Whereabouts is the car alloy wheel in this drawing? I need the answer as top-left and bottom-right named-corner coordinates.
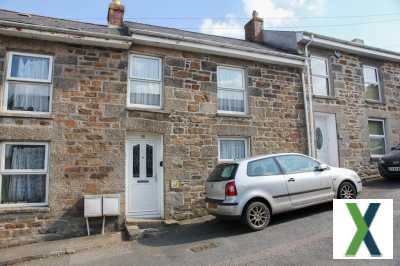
top-left (338, 182), bottom-right (356, 199)
top-left (244, 201), bottom-right (271, 231)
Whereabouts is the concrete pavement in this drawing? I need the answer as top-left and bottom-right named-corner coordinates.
top-left (10, 178), bottom-right (400, 266)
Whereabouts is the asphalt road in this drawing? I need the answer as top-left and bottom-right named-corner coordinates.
top-left (18, 179), bottom-right (400, 266)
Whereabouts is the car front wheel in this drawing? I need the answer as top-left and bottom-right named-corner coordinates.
top-left (243, 201), bottom-right (271, 231)
top-left (338, 181), bottom-right (357, 199)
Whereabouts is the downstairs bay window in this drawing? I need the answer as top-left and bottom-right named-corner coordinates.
top-left (0, 143), bottom-right (49, 206)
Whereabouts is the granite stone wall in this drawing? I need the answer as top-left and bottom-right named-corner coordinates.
top-left (310, 48), bottom-right (400, 178)
top-left (0, 36), bottom-right (306, 246)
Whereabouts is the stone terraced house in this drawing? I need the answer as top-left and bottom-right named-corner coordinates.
top-left (0, 0), bottom-right (399, 246)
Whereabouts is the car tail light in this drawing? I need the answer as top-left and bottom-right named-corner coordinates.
top-left (225, 181), bottom-right (238, 197)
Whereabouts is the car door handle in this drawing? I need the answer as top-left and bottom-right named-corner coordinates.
top-left (288, 178), bottom-right (296, 182)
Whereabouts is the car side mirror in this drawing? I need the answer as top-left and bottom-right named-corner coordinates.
top-left (315, 163), bottom-right (329, 171)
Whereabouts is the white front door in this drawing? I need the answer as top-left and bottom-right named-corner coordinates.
top-left (126, 137), bottom-right (163, 218)
top-left (314, 112), bottom-right (339, 167)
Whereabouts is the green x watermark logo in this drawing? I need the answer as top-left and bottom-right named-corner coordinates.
top-left (333, 199), bottom-right (393, 260)
top-left (345, 203), bottom-right (381, 257)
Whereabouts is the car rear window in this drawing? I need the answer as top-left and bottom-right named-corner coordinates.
top-left (208, 163), bottom-right (238, 182)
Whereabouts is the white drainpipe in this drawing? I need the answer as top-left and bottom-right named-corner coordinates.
top-left (304, 35), bottom-right (315, 157)
top-left (301, 71), bottom-right (311, 156)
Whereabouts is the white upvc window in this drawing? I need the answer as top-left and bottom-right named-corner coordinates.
top-left (363, 65), bottom-right (382, 102)
top-left (368, 119), bottom-right (386, 156)
top-left (4, 52), bottom-right (53, 114)
top-left (0, 142), bottom-right (49, 207)
top-left (310, 56), bottom-right (330, 96)
top-left (217, 66), bottom-right (246, 114)
top-left (218, 137), bottom-right (249, 161)
top-left (128, 54), bottom-right (162, 109)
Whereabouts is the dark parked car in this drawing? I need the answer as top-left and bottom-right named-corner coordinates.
top-left (378, 144), bottom-right (400, 179)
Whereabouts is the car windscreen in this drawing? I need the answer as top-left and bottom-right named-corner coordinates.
top-left (207, 163), bottom-right (238, 182)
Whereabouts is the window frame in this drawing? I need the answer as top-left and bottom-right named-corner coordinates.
top-left (362, 65), bottom-right (382, 102)
top-left (247, 156), bottom-right (283, 177)
top-left (368, 118), bottom-right (386, 157)
top-left (4, 52), bottom-right (53, 115)
top-left (310, 55), bottom-right (330, 97)
top-left (217, 66), bottom-right (247, 115)
top-left (0, 142), bottom-right (49, 207)
top-left (127, 54), bottom-right (163, 110)
top-left (217, 137), bottom-right (249, 162)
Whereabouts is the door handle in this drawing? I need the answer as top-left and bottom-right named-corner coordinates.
top-left (288, 178), bottom-right (296, 182)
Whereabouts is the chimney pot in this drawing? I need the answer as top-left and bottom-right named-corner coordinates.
top-left (244, 10), bottom-right (264, 42)
top-left (252, 10), bottom-right (259, 18)
top-left (108, 0), bottom-right (125, 27)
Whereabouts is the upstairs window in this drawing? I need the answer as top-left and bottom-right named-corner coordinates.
top-left (363, 66), bottom-right (381, 102)
top-left (311, 56), bottom-right (329, 96)
top-left (0, 143), bottom-right (49, 206)
top-left (218, 138), bottom-right (248, 161)
top-left (217, 67), bottom-right (246, 114)
top-left (128, 55), bottom-right (162, 108)
top-left (5, 52), bottom-right (53, 113)
top-left (368, 119), bottom-right (386, 156)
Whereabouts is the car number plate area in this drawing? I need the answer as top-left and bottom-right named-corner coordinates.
top-left (207, 202), bottom-right (217, 209)
top-left (388, 167), bottom-right (400, 172)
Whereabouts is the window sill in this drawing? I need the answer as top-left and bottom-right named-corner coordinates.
top-left (126, 106), bottom-right (170, 114)
top-left (313, 95), bottom-right (336, 100)
top-left (0, 112), bottom-right (54, 119)
top-left (365, 100), bottom-right (385, 105)
top-left (216, 112), bottom-right (251, 118)
top-left (0, 206), bottom-right (50, 214)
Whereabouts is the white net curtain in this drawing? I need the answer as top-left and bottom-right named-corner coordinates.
top-left (2, 145), bottom-right (46, 204)
top-left (130, 56), bottom-right (161, 107)
top-left (7, 54), bottom-right (51, 112)
top-left (220, 140), bottom-right (246, 160)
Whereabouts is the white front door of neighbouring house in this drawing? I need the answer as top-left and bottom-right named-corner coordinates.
top-left (126, 136), bottom-right (163, 218)
top-left (314, 112), bottom-right (339, 167)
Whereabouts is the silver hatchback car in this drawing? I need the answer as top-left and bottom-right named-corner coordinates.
top-left (206, 153), bottom-right (362, 231)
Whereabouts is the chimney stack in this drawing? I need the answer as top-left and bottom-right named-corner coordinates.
top-left (108, 0), bottom-right (125, 27)
top-left (244, 11), bottom-right (264, 42)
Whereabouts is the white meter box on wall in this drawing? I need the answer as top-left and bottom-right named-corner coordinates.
top-left (102, 194), bottom-right (120, 216)
top-left (84, 195), bottom-right (102, 218)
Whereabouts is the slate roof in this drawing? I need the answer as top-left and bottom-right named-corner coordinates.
top-left (0, 8), bottom-right (399, 59)
top-left (301, 31), bottom-right (400, 57)
top-left (0, 8), bottom-right (295, 56)
top-left (0, 9), bottom-right (128, 36)
top-left (125, 21), bottom-right (291, 55)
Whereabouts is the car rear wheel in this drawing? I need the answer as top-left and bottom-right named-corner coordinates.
top-left (338, 181), bottom-right (357, 199)
top-left (243, 201), bottom-right (271, 231)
